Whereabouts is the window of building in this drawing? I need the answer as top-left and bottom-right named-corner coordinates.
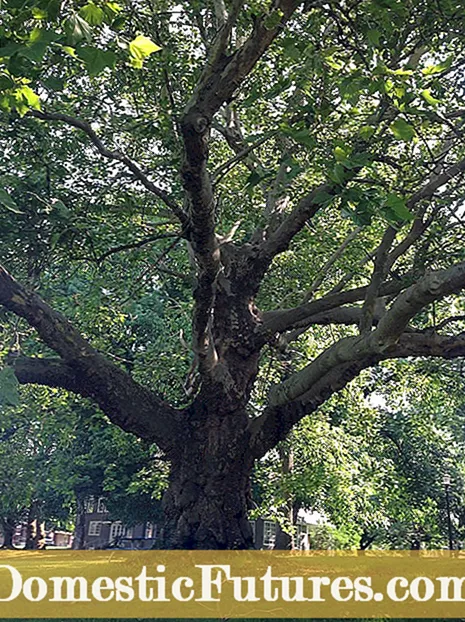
top-left (96, 498), bottom-right (107, 514)
top-left (263, 521), bottom-right (277, 548)
top-left (88, 521), bottom-right (102, 537)
top-left (110, 522), bottom-right (125, 540)
top-left (145, 523), bottom-right (157, 539)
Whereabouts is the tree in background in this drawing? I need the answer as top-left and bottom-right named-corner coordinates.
top-left (253, 358), bottom-right (465, 549)
top-left (1, 0), bottom-right (465, 548)
top-left (0, 388), bottom-right (167, 548)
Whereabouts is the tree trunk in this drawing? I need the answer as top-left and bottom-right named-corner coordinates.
top-left (1, 519), bottom-right (15, 549)
top-left (162, 402), bottom-right (255, 549)
top-left (73, 496), bottom-right (87, 550)
top-left (24, 506), bottom-right (36, 550)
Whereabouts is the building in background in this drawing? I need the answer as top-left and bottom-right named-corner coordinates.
top-left (82, 497), bottom-right (326, 549)
top-left (83, 497), bottom-right (158, 549)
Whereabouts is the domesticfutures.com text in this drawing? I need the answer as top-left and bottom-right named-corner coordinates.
top-left (2, 563), bottom-right (465, 604)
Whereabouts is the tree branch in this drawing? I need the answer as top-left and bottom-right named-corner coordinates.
top-left (97, 232), bottom-right (180, 263)
top-left (0, 266), bottom-right (182, 454)
top-left (359, 227), bottom-right (397, 333)
top-left (260, 278), bottom-right (407, 335)
top-left (8, 355), bottom-right (85, 395)
top-left (180, 1), bottom-right (305, 372)
top-left (28, 110), bottom-right (188, 228)
top-left (250, 329), bottom-right (465, 458)
top-left (269, 261), bottom-right (465, 407)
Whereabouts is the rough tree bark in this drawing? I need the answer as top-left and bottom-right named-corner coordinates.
top-left (2, 2), bottom-right (465, 549)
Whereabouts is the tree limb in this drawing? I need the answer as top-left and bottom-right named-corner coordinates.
top-left (28, 109), bottom-right (188, 228)
top-left (250, 329), bottom-right (465, 458)
top-left (267, 261), bottom-right (465, 408)
top-left (359, 227), bottom-right (397, 333)
top-left (8, 355), bottom-right (85, 395)
top-left (180, 1), bottom-right (305, 372)
top-left (0, 266), bottom-right (182, 454)
top-left (260, 278), bottom-right (407, 335)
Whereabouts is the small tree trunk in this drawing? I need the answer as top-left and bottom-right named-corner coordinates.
top-left (162, 406), bottom-right (254, 549)
top-left (73, 497), bottom-right (87, 550)
top-left (274, 443), bottom-right (296, 550)
top-left (1, 519), bottom-right (15, 549)
top-left (24, 506), bottom-right (36, 550)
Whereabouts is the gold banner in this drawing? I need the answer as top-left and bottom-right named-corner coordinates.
top-left (1, 550), bottom-right (465, 618)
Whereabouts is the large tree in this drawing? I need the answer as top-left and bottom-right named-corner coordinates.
top-left (1, 0), bottom-right (465, 548)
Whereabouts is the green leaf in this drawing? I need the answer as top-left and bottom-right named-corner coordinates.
top-left (366, 29), bottom-right (381, 47)
top-left (129, 35), bottom-right (161, 63)
top-left (420, 89), bottom-right (441, 107)
top-left (65, 14), bottom-right (93, 45)
top-left (79, 2), bottom-right (105, 25)
top-left (18, 85), bottom-right (41, 109)
top-left (244, 169), bottom-right (269, 192)
top-left (0, 43), bottom-right (23, 59)
top-left (385, 193), bottom-right (414, 222)
top-left (334, 146), bottom-right (348, 162)
top-left (0, 367), bottom-right (20, 407)
top-left (422, 55), bottom-right (453, 76)
top-left (19, 41), bottom-right (48, 62)
top-left (313, 189), bottom-right (334, 205)
top-left (330, 163), bottom-right (348, 185)
top-left (359, 125), bottom-right (375, 139)
top-left (390, 118), bottom-right (415, 141)
top-left (77, 46), bottom-right (116, 76)
top-left (31, 7), bottom-right (48, 19)
top-left (0, 188), bottom-right (22, 213)
top-left (263, 9), bottom-right (284, 30)
top-left (281, 125), bottom-right (315, 148)
top-left (0, 72), bottom-right (15, 90)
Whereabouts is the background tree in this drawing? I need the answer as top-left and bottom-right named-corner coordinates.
top-left (253, 362), bottom-right (465, 549)
top-left (1, 0), bottom-right (465, 548)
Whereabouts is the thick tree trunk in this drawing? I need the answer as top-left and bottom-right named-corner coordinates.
top-left (162, 402), bottom-right (255, 549)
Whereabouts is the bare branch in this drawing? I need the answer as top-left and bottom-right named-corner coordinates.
top-left (97, 232), bottom-right (180, 263)
top-left (302, 226), bottom-right (363, 303)
top-left (267, 261), bottom-right (465, 409)
top-left (359, 227), bottom-right (397, 333)
top-left (250, 328), bottom-right (465, 458)
top-left (212, 131), bottom-right (277, 182)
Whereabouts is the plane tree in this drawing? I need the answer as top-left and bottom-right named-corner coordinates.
top-left (1, 0), bottom-right (465, 548)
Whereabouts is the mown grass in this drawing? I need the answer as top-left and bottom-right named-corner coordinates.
top-left (3, 620), bottom-right (463, 622)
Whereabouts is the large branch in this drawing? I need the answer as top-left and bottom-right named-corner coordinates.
top-left (0, 266), bottom-right (182, 454)
top-left (250, 262), bottom-right (465, 456)
top-left (180, 1), bottom-right (304, 370)
top-left (250, 330), bottom-right (465, 458)
top-left (260, 278), bottom-right (407, 335)
top-left (8, 355), bottom-right (86, 395)
top-left (28, 110), bottom-right (188, 228)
